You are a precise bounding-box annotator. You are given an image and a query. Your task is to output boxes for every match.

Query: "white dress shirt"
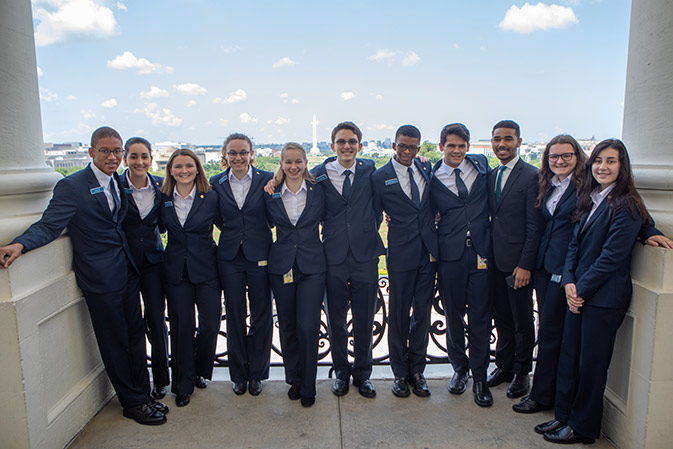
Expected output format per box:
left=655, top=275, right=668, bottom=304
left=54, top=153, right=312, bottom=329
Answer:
left=126, top=172, right=155, bottom=219
left=173, top=184, right=196, bottom=227
left=90, top=162, right=118, bottom=213
left=585, top=183, right=616, bottom=224
left=545, top=174, right=572, bottom=216
left=281, top=180, right=307, bottom=226
left=229, top=165, right=253, bottom=209
left=495, top=155, right=520, bottom=193
left=391, top=157, right=427, bottom=201
left=325, top=159, right=357, bottom=195
left=434, top=158, right=478, bottom=195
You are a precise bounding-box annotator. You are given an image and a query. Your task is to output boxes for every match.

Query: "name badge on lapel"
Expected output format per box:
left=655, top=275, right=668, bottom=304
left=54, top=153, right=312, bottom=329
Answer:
left=219, top=174, right=228, bottom=184
left=164, top=201, right=173, bottom=207
left=124, top=188, right=133, bottom=194
left=385, top=178, right=399, bottom=186
left=550, top=274, right=562, bottom=283
left=90, top=186, right=104, bottom=195
left=477, top=255, right=488, bottom=270
left=257, top=260, right=268, bottom=267
left=283, top=268, right=294, bottom=284
left=272, top=192, right=281, bottom=199
left=316, top=174, right=328, bottom=182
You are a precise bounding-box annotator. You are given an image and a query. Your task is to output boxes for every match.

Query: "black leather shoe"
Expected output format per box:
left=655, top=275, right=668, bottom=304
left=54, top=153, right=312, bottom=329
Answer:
left=123, top=403, right=166, bottom=425
left=353, top=379, right=376, bottom=398
left=288, top=385, right=301, bottom=401
left=300, top=396, right=315, bottom=407
left=331, top=378, right=349, bottom=396
left=513, top=396, right=551, bottom=414
left=146, top=396, right=169, bottom=414
left=448, top=371, right=469, bottom=395
left=195, top=376, right=208, bottom=389
left=391, top=377, right=410, bottom=398
left=506, top=373, right=530, bottom=398
left=535, top=419, right=566, bottom=435
left=543, top=425, right=595, bottom=444
left=232, top=382, right=247, bottom=395
left=473, top=381, right=493, bottom=407
left=151, top=385, right=167, bottom=400
left=487, top=368, right=514, bottom=387
left=249, top=380, right=263, bottom=396
left=408, top=373, right=431, bottom=397
left=175, top=393, right=190, bottom=407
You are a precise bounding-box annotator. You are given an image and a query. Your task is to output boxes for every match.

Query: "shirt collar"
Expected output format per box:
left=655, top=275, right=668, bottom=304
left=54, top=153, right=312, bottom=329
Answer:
left=89, top=162, right=113, bottom=186
left=551, top=173, right=572, bottom=188
left=392, top=156, right=414, bottom=172
left=590, top=183, right=616, bottom=205
left=281, top=180, right=307, bottom=196
left=229, top=165, right=252, bottom=182
left=125, top=172, right=152, bottom=191
left=173, top=184, right=196, bottom=200
left=332, top=159, right=356, bottom=176
left=500, top=155, right=520, bottom=170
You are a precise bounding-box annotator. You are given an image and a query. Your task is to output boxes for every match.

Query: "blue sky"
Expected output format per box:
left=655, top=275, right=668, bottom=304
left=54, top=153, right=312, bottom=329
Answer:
left=33, top=0, right=632, bottom=145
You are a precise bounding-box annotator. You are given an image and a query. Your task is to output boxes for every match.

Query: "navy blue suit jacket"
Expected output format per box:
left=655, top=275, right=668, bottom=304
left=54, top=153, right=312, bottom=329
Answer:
left=537, top=183, right=578, bottom=275
left=13, top=165, right=136, bottom=293
left=264, top=182, right=326, bottom=276
left=430, top=155, right=491, bottom=262
left=160, top=189, right=221, bottom=284
left=562, top=202, right=642, bottom=309
left=120, top=172, right=164, bottom=267
left=210, top=167, right=273, bottom=263
left=310, top=157, right=385, bottom=265
left=371, top=158, right=438, bottom=271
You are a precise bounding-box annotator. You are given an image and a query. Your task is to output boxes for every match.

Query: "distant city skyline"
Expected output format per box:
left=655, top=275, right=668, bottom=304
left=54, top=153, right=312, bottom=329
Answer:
left=34, top=1, right=631, bottom=145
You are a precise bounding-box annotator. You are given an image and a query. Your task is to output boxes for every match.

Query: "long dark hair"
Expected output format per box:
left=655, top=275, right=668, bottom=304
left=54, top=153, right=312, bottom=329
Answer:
left=573, top=138, right=650, bottom=225
left=536, top=134, right=587, bottom=208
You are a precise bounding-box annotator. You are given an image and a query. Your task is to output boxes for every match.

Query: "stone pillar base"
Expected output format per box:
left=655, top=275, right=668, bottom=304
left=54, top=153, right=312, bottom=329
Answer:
left=0, top=238, right=113, bottom=449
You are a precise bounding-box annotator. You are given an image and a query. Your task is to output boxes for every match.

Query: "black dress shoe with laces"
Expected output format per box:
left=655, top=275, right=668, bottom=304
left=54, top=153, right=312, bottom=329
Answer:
left=513, top=396, right=550, bottom=414
left=473, top=381, right=493, bottom=407
left=232, top=382, right=247, bottom=395
left=123, top=403, right=167, bottom=425
left=288, top=385, right=301, bottom=400
left=151, top=385, right=167, bottom=400
left=175, top=393, right=190, bottom=407
left=146, top=396, right=169, bottom=414
left=448, top=371, right=469, bottom=395
left=408, top=373, right=431, bottom=397
left=249, top=380, right=263, bottom=396
left=331, top=378, right=349, bottom=396
left=535, top=419, right=566, bottom=435
left=543, top=425, right=595, bottom=445
left=391, top=377, right=410, bottom=397
left=300, top=396, right=315, bottom=407
left=353, top=379, right=376, bottom=398
left=507, top=373, right=530, bottom=398
left=486, top=368, right=514, bottom=387
left=195, top=376, right=208, bottom=389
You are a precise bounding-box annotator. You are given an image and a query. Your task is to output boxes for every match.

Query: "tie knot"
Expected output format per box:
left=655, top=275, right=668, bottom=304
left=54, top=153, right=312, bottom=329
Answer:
left=454, top=168, right=462, bottom=176
left=499, top=165, right=507, bottom=173
left=344, top=169, right=352, bottom=178
left=407, top=167, right=414, bottom=176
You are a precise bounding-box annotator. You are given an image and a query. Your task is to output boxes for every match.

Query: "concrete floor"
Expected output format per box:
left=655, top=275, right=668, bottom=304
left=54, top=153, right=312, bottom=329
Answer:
left=68, top=372, right=615, bottom=449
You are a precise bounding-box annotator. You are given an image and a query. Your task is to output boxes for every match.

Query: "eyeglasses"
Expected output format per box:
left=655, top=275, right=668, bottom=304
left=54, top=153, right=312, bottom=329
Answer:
left=226, top=150, right=250, bottom=157
left=396, top=143, right=419, bottom=152
left=335, top=139, right=359, bottom=146
left=548, top=152, right=575, bottom=162
left=91, top=147, right=123, bottom=155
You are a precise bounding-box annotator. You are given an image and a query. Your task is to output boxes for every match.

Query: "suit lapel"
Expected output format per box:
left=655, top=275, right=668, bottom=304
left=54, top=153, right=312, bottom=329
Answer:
left=241, top=167, right=261, bottom=209
left=184, top=190, right=205, bottom=225
left=295, top=183, right=315, bottom=224
left=86, top=166, right=114, bottom=220
left=217, top=169, right=237, bottom=205
left=120, top=171, right=141, bottom=216
left=272, top=185, right=292, bottom=225
left=579, top=199, right=609, bottom=237
left=384, top=159, right=416, bottom=208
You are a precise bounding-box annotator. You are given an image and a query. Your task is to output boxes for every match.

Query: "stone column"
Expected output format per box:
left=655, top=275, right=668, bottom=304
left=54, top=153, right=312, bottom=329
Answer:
left=604, top=1, right=673, bottom=448
left=0, top=2, right=113, bottom=448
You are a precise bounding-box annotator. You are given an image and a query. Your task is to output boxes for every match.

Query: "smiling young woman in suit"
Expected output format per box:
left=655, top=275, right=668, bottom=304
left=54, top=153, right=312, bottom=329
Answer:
left=160, top=149, right=222, bottom=408
left=210, top=133, right=273, bottom=397
left=264, top=142, right=326, bottom=407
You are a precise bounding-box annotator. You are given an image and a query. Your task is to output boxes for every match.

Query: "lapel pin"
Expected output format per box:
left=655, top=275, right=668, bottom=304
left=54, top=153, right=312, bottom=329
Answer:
left=200, top=194, right=204, bottom=199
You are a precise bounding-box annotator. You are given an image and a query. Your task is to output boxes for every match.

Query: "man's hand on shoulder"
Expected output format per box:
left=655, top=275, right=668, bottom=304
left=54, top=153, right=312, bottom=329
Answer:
left=263, top=179, right=277, bottom=195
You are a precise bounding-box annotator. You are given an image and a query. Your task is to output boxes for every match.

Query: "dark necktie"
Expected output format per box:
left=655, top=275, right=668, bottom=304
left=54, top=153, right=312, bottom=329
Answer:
left=408, top=167, right=420, bottom=206
left=109, top=178, right=120, bottom=218
left=342, top=169, right=352, bottom=198
left=495, top=165, right=507, bottom=203
left=454, top=168, right=468, bottom=200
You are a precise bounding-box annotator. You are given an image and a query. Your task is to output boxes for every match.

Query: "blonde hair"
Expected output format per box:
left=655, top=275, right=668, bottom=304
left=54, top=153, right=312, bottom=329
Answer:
left=273, top=142, right=315, bottom=186
left=220, top=133, right=255, bottom=169
left=161, top=148, right=211, bottom=195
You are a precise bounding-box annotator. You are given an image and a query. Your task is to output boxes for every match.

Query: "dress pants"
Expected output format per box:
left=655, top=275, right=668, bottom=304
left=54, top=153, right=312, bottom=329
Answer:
left=387, top=249, right=436, bottom=378
left=270, top=265, right=325, bottom=398
left=324, top=254, right=378, bottom=382
left=528, top=270, right=566, bottom=407
left=219, top=246, right=273, bottom=384
left=492, top=267, right=535, bottom=375
left=137, top=256, right=170, bottom=388
left=82, top=263, right=149, bottom=409
left=554, top=305, right=627, bottom=439
left=165, top=265, right=222, bottom=395
left=437, top=245, right=491, bottom=382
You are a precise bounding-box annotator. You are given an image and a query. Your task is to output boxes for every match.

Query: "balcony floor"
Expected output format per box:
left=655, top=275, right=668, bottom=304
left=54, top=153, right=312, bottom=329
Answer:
left=68, top=368, right=615, bottom=449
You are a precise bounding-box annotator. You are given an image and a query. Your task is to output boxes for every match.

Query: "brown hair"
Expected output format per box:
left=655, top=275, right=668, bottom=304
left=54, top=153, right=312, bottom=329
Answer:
left=273, top=142, right=315, bottom=186
left=160, top=148, right=211, bottom=195
left=220, top=133, right=254, bottom=169
left=535, top=134, right=587, bottom=208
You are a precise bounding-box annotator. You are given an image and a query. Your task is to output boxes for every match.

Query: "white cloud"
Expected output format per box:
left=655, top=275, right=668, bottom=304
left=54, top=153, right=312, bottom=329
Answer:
left=81, top=109, right=96, bottom=119
left=101, top=98, right=117, bottom=108
left=372, top=123, right=394, bottom=130
left=274, top=117, right=289, bottom=126
left=240, top=112, right=257, bottom=124
left=107, top=51, right=173, bottom=74
left=376, top=94, right=383, bottom=100
left=453, top=43, right=460, bottom=49
left=340, top=92, right=356, bottom=101
left=186, top=99, right=197, bottom=107
left=116, top=1, right=127, bottom=11
left=219, top=118, right=229, bottom=126
left=37, top=66, right=44, bottom=77
left=137, top=103, right=182, bottom=127
left=280, top=92, right=289, bottom=99
left=140, top=86, right=169, bottom=99
left=272, top=57, right=296, bottom=69
left=39, top=88, right=58, bottom=102
left=401, top=51, right=420, bottom=67
left=290, top=98, right=300, bottom=104
left=33, top=0, right=119, bottom=46
left=67, top=95, right=77, bottom=100
left=213, top=88, right=247, bottom=104
left=499, top=3, right=578, bottom=33
left=369, top=50, right=397, bottom=62
left=174, top=82, right=207, bottom=96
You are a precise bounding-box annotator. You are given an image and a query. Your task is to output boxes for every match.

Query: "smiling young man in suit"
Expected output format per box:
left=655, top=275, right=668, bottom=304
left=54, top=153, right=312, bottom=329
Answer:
left=312, top=122, right=385, bottom=399
left=430, top=123, right=493, bottom=407
left=372, top=124, right=438, bottom=398
left=0, top=127, right=167, bottom=425
left=487, top=120, right=543, bottom=399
